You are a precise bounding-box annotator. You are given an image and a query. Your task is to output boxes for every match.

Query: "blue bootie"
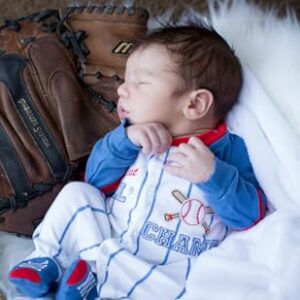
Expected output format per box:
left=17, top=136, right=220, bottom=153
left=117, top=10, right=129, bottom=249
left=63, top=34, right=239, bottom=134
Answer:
left=56, top=259, right=97, bottom=299
left=9, top=257, right=61, bottom=297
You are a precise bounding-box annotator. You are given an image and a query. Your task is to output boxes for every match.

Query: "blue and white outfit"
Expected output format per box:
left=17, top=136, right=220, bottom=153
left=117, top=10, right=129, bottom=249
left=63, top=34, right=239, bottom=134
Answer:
left=29, top=121, right=266, bottom=299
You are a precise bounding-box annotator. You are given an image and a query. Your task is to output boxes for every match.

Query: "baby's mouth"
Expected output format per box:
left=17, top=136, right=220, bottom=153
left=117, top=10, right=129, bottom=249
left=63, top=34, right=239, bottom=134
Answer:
left=117, top=104, right=129, bottom=120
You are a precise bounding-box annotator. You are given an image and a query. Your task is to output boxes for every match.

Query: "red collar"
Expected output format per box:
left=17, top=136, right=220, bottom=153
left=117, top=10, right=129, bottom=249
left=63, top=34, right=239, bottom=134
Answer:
left=171, top=122, right=227, bottom=147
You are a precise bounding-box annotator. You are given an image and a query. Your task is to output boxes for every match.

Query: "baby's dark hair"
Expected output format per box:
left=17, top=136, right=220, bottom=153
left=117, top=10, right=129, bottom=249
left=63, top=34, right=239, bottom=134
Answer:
left=131, top=22, right=243, bottom=121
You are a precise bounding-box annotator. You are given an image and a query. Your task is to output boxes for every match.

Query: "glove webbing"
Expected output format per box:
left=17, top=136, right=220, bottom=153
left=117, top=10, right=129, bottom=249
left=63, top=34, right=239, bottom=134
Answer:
left=0, top=9, right=59, bottom=33
left=57, top=5, right=128, bottom=114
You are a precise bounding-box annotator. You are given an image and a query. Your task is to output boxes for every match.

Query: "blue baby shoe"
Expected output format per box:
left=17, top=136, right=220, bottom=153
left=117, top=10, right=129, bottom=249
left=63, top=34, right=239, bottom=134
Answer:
left=9, top=256, right=61, bottom=297
left=56, top=258, right=97, bottom=300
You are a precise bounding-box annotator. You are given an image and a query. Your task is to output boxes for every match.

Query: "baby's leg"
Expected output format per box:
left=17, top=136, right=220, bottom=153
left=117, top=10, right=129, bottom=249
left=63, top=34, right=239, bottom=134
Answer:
left=31, top=181, right=112, bottom=269
left=9, top=182, right=111, bottom=297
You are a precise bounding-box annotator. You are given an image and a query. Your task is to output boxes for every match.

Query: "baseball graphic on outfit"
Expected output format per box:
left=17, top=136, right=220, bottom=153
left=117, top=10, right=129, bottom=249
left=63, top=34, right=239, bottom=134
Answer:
left=164, top=190, right=213, bottom=234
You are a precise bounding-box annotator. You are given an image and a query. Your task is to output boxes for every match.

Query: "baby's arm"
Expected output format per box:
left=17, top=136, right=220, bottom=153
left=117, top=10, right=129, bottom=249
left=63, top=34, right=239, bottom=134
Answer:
left=85, top=121, right=171, bottom=195
left=197, top=135, right=266, bottom=230
left=85, top=122, right=140, bottom=195
left=164, top=134, right=266, bottom=230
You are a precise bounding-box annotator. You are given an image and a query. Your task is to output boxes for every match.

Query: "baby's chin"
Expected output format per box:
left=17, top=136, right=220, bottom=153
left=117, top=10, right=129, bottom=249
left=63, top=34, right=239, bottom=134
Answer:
left=122, top=116, right=149, bottom=125
left=120, top=117, right=135, bottom=126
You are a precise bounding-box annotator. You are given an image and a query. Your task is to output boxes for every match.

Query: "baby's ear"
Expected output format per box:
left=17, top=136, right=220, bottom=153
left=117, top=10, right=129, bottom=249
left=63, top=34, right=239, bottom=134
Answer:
left=182, top=89, right=214, bottom=120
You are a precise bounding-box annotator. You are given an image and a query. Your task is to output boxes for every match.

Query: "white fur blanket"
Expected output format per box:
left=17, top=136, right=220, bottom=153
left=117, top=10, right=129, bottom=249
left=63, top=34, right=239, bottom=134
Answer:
left=1, top=0, right=300, bottom=299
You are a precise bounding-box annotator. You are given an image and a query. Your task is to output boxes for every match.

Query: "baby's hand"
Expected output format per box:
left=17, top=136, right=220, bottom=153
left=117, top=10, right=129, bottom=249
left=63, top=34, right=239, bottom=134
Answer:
left=164, top=136, right=215, bottom=183
left=126, top=123, right=172, bottom=155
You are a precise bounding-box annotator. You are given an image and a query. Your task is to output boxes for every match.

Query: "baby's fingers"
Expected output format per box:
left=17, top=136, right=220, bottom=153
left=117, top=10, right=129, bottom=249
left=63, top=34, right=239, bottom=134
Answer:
left=164, top=163, right=185, bottom=178
left=139, top=134, right=152, bottom=154
left=156, top=128, right=172, bottom=153
left=147, top=125, right=172, bottom=154
left=165, top=152, right=186, bottom=167
left=145, top=127, right=161, bottom=154
left=188, top=136, right=207, bottom=151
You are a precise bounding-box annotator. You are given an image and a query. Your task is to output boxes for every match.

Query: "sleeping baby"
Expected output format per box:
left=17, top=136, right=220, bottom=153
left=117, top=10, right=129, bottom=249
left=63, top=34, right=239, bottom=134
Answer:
left=9, top=22, right=267, bottom=299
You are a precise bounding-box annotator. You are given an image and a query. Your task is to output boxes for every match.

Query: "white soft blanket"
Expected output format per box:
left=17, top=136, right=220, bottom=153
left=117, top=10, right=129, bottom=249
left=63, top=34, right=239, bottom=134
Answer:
left=1, top=0, right=300, bottom=299
left=183, top=66, right=300, bottom=300
left=183, top=1, right=300, bottom=299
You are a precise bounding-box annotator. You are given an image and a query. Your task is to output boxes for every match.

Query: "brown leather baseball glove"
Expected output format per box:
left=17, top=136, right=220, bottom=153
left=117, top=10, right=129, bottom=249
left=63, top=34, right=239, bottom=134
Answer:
left=0, top=5, right=148, bottom=236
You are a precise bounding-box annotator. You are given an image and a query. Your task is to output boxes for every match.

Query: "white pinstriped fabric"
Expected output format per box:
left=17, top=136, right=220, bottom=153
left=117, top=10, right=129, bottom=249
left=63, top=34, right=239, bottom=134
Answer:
left=29, top=146, right=228, bottom=299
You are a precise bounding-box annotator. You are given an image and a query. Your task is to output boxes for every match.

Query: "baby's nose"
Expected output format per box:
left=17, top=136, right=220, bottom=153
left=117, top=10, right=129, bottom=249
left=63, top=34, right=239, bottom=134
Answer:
left=117, top=82, right=129, bottom=98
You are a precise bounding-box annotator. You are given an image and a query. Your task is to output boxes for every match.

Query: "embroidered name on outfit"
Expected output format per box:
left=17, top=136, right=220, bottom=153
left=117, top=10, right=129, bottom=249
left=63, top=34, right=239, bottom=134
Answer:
left=141, top=221, right=219, bottom=256
left=126, top=167, right=139, bottom=176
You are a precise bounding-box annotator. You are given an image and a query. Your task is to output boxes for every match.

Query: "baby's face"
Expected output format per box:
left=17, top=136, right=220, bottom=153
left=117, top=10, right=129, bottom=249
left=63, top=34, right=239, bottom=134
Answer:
left=117, top=45, right=187, bottom=129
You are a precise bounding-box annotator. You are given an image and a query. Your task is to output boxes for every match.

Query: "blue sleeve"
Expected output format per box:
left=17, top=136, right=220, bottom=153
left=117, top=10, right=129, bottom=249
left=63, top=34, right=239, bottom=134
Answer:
left=197, top=134, right=266, bottom=230
left=85, top=122, right=140, bottom=194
